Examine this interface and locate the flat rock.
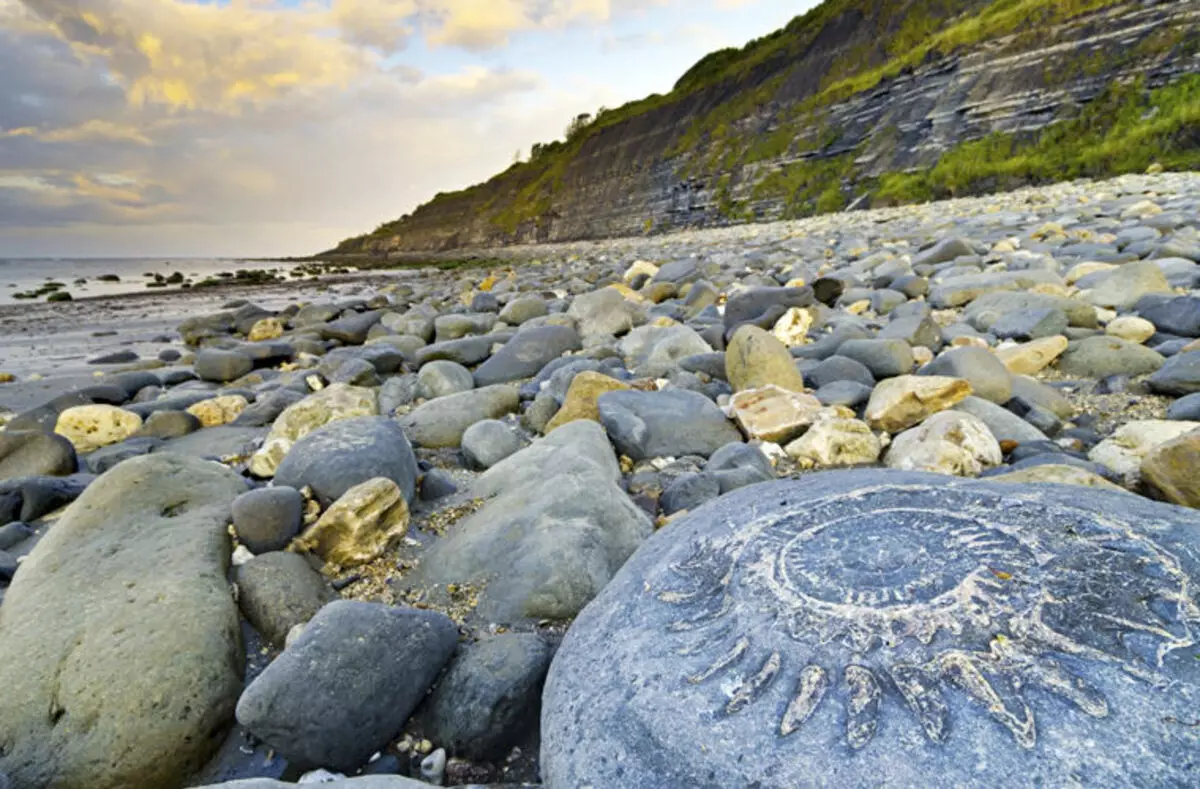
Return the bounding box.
[236,601,457,772]
[729,385,823,443]
[542,470,1200,789]
[473,325,582,386]
[1080,260,1171,309]
[397,384,519,448]
[598,389,741,460]
[0,454,246,789]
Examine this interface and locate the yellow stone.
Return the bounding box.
[0,372,14,383]
[771,307,813,347]
[1105,316,1156,344]
[623,260,659,283]
[729,385,824,443]
[845,300,871,315]
[545,372,631,433]
[249,383,378,477]
[54,405,143,453]
[988,464,1127,492]
[247,317,284,342]
[785,410,881,469]
[293,477,409,567]
[1064,261,1116,285]
[607,282,646,303]
[187,395,249,428]
[865,375,972,433]
[995,335,1068,376]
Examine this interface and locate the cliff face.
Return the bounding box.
[333,0,1200,257]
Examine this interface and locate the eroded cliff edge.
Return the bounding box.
[331,0,1200,257]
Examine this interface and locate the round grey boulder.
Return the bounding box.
[194,349,254,383]
[134,409,202,439]
[461,420,522,470]
[920,346,1012,403]
[1057,336,1164,379]
[274,417,418,506]
[543,470,1200,788]
[232,486,304,553]
[236,600,458,773]
[417,360,475,400]
[0,431,76,482]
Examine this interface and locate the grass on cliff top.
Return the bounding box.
[874,74,1200,204]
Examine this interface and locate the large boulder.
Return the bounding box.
[274,417,418,507]
[403,421,652,623]
[0,454,246,789]
[542,470,1200,789]
[397,385,519,448]
[236,601,457,772]
[598,389,742,460]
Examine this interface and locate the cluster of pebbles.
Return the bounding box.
[2,171,1200,789]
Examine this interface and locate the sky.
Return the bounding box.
[0,0,818,258]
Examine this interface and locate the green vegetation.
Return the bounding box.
[873,74,1200,204]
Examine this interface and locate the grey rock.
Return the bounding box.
[88,349,139,365]
[160,425,265,462]
[953,396,1046,443]
[319,310,382,344]
[135,409,202,439]
[0,454,246,789]
[806,355,875,389]
[235,552,335,645]
[415,334,511,367]
[913,236,977,266]
[398,385,520,448]
[428,633,553,760]
[965,291,1097,331]
[837,339,915,379]
[1082,260,1171,309]
[598,389,741,460]
[620,325,713,377]
[195,349,254,383]
[236,601,457,772]
[461,419,522,469]
[274,417,418,507]
[418,469,458,502]
[0,474,92,524]
[1137,295,1200,338]
[190,779,428,789]
[661,472,721,515]
[1167,392,1200,421]
[473,325,582,386]
[1010,375,1074,420]
[1149,351,1200,396]
[418,360,475,400]
[124,390,217,419]
[0,522,33,551]
[405,421,652,622]
[232,388,306,428]
[232,486,304,553]
[85,437,162,474]
[878,314,944,351]
[1057,336,1165,378]
[989,307,1068,341]
[723,287,814,336]
[434,312,497,343]
[568,288,644,337]
[920,346,1012,403]
[330,357,379,387]
[378,374,420,415]
[651,259,700,284]
[0,431,76,481]
[706,442,774,493]
[499,294,549,325]
[930,270,1063,309]
[542,470,1200,789]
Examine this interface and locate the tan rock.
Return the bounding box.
[545,372,631,433]
[884,411,1002,477]
[1064,261,1116,285]
[725,325,806,393]
[249,383,378,477]
[785,410,881,469]
[623,260,659,283]
[987,463,1127,492]
[1105,315,1156,344]
[950,336,990,350]
[0,372,14,383]
[293,477,409,567]
[771,307,813,347]
[1089,420,1200,487]
[247,317,285,342]
[1120,199,1162,221]
[995,335,1068,376]
[845,300,871,315]
[864,375,972,433]
[729,385,823,443]
[1141,428,1200,508]
[186,395,249,427]
[912,346,935,366]
[54,404,143,453]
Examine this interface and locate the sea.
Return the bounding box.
[0,257,301,306]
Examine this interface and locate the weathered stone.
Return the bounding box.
[619,324,712,377]
[247,317,285,342]
[995,336,1068,375]
[236,552,335,646]
[542,471,1200,789]
[135,409,203,439]
[726,325,806,393]
[195,349,254,383]
[53,404,142,453]
[1141,429,1200,508]
[1081,260,1171,309]
[294,477,410,567]
[417,360,475,400]
[1088,420,1200,487]
[0,454,246,789]
[784,409,881,469]
[598,389,742,460]
[865,375,972,432]
[1057,336,1164,378]
[568,287,645,337]
[772,307,814,347]
[274,417,418,507]
[545,371,631,433]
[236,601,457,773]
[729,385,823,443]
[187,395,250,428]
[249,383,377,477]
[0,430,76,481]
[885,411,1002,476]
[397,385,520,448]
[920,346,1012,404]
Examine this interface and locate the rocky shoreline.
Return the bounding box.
[2,171,1200,788]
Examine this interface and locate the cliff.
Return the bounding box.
[330,0,1200,257]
